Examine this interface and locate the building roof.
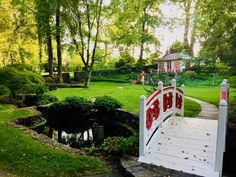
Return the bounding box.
[158,53,191,61]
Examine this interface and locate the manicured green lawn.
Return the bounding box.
[185,86,236,106]
[0,104,110,177]
[49,82,201,117]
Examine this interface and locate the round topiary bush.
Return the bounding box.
[94,96,122,113]
[36,94,59,105]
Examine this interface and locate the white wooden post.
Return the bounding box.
[158,81,164,127]
[215,99,227,177]
[181,84,185,117]
[172,79,176,117]
[221,80,229,153]
[139,95,146,156]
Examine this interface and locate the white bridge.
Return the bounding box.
[138,79,229,177]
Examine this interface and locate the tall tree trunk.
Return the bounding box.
[190,23,196,56]
[37,27,43,64]
[84,69,92,88]
[183,0,191,52]
[56,0,63,83]
[46,26,53,77]
[139,9,146,64]
[189,1,199,56]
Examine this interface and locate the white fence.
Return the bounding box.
[139,79,185,156]
[215,79,229,176]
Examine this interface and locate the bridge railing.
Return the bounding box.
[139,79,185,157]
[215,79,229,176]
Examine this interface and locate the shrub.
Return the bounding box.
[183,70,197,78]
[36,94,58,105]
[65,96,93,113]
[94,96,122,112]
[100,136,138,156]
[0,85,10,98]
[229,99,236,125]
[0,66,46,98]
[118,63,132,74]
[7,63,35,72]
[229,76,236,88]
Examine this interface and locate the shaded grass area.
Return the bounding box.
[0,104,110,177]
[49,82,201,117]
[185,86,236,106]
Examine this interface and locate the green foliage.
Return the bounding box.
[229,98,236,125]
[118,63,132,74]
[7,63,35,72]
[65,96,93,113]
[197,1,236,72]
[36,94,58,105]
[94,96,122,113]
[0,66,46,98]
[183,71,197,78]
[0,85,10,98]
[169,40,190,54]
[100,136,138,156]
[189,64,231,75]
[228,76,236,88]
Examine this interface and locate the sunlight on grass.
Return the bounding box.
[0,104,15,111]
[49,82,201,117]
[185,86,236,106]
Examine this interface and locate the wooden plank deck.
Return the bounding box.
[139,116,219,177]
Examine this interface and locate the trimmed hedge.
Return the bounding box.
[94,96,122,113]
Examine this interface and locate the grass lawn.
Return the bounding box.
[185,86,236,106]
[0,104,110,177]
[49,82,201,117]
[0,104,14,111]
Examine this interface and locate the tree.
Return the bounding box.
[56,0,63,83]
[0,0,39,66]
[65,0,104,88]
[35,0,55,77]
[196,1,236,73]
[111,0,161,65]
[172,0,199,56]
[169,40,190,54]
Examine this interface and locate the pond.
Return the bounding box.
[16,115,135,149]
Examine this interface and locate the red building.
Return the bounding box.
[157,53,192,73]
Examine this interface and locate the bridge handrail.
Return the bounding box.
[139,79,185,156]
[215,80,229,176]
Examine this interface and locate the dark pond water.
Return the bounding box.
[18,116,134,148]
